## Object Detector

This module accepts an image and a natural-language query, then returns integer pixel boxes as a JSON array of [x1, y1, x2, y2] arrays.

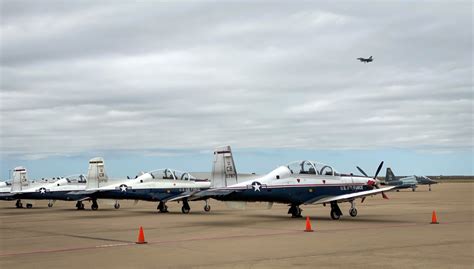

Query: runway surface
[[0, 183, 472, 268]]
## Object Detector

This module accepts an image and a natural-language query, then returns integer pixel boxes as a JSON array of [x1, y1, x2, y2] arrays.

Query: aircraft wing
[[303, 186, 397, 205], [163, 191, 199, 202], [190, 188, 241, 199]]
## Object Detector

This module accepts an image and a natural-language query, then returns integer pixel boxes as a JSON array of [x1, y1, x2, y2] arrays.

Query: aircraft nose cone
[[367, 179, 378, 186]]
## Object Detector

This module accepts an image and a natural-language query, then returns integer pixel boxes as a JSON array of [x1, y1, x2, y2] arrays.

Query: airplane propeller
[[357, 161, 389, 200], [357, 161, 384, 188]]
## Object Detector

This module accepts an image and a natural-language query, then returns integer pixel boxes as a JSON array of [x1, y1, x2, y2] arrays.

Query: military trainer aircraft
[[194, 146, 397, 219], [72, 161, 211, 213], [357, 56, 373, 63], [381, 167, 437, 191]]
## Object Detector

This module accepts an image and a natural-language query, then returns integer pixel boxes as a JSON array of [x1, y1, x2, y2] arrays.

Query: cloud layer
[[1, 1, 472, 159]]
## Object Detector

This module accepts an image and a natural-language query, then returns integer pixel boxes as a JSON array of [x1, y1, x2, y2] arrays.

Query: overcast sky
[[1, 1, 472, 178]]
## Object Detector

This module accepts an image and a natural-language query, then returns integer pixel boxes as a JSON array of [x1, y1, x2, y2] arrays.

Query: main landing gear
[[288, 204, 302, 218], [114, 201, 120, 209], [330, 201, 343, 220], [76, 201, 85, 210], [48, 200, 55, 208], [157, 201, 168, 213], [91, 199, 99, 210], [181, 199, 191, 214], [204, 200, 211, 212]]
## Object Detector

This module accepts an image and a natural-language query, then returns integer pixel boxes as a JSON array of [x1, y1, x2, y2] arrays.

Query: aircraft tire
[[26, 203, 33, 209], [91, 204, 98, 210], [349, 208, 357, 217], [114, 203, 120, 209], [204, 205, 211, 212], [48, 203, 53, 208], [412, 188, 416, 192], [330, 209, 340, 220], [181, 206, 190, 214]]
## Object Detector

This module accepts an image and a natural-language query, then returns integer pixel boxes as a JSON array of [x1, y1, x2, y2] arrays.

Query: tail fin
[[369, 56, 373, 59], [86, 157, 108, 189], [11, 166, 29, 192], [385, 167, 396, 182], [211, 146, 237, 187]]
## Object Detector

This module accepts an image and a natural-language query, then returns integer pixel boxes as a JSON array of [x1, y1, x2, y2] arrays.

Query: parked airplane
[[77, 168, 211, 213], [415, 175, 438, 191], [382, 168, 418, 192], [382, 168, 438, 191], [9, 157, 108, 209], [2, 167, 32, 207], [194, 146, 397, 219], [11, 174, 88, 208], [357, 56, 373, 63]]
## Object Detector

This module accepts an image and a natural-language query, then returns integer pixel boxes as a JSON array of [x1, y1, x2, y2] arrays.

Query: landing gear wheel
[[48, 203, 53, 208], [330, 202, 342, 220], [204, 205, 211, 212], [349, 208, 358, 217], [181, 200, 191, 214], [76, 201, 85, 210], [91, 200, 99, 211], [181, 206, 190, 214], [331, 209, 341, 220], [157, 202, 168, 213], [114, 202, 120, 209], [412, 188, 416, 192], [26, 203, 33, 209], [288, 204, 302, 218]]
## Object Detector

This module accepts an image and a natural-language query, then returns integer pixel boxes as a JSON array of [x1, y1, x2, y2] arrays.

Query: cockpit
[[286, 160, 338, 176], [147, 169, 196, 181], [62, 174, 87, 184]]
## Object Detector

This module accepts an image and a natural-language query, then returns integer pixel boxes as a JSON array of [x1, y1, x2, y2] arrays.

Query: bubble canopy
[[286, 160, 338, 176], [147, 169, 196, 181]]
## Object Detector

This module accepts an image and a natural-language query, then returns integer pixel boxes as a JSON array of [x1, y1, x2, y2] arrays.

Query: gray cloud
[[0, 0, 472, 158]]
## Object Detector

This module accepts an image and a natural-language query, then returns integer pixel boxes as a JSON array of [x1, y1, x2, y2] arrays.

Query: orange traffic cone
[[136, 226, 147, 244], [304, 216, 314, 232], [431, 210, 439, 224]]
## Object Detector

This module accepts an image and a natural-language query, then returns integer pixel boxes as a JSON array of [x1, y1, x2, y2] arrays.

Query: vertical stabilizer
[[212, 146, 237, 187], [11, 166, 28, 191], [86, 157, 108, 189], [385, 167, 397, 182]]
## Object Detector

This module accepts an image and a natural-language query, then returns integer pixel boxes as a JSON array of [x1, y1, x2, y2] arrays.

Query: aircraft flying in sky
[[357, 56, 373, 63], [193, 146, 397, 219]]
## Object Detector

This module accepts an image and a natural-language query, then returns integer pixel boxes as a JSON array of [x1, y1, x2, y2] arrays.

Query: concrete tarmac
[[0, 183, 472, 268]]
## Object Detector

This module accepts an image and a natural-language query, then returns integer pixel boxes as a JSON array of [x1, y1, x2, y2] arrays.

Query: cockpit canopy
[[286, 160, 338, 176], [62, 174, 87, 183], [148, 169, 196, 181]]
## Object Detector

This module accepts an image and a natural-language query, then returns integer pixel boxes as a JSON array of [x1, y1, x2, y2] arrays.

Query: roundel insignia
[[119, 184, 128, 192], [251, 181, 262, 192], [38, 187, 47, 194]]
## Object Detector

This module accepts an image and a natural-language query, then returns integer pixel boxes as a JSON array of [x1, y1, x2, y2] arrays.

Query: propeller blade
[[374, 161, 384, 179], [357, 166, 369, 177]]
